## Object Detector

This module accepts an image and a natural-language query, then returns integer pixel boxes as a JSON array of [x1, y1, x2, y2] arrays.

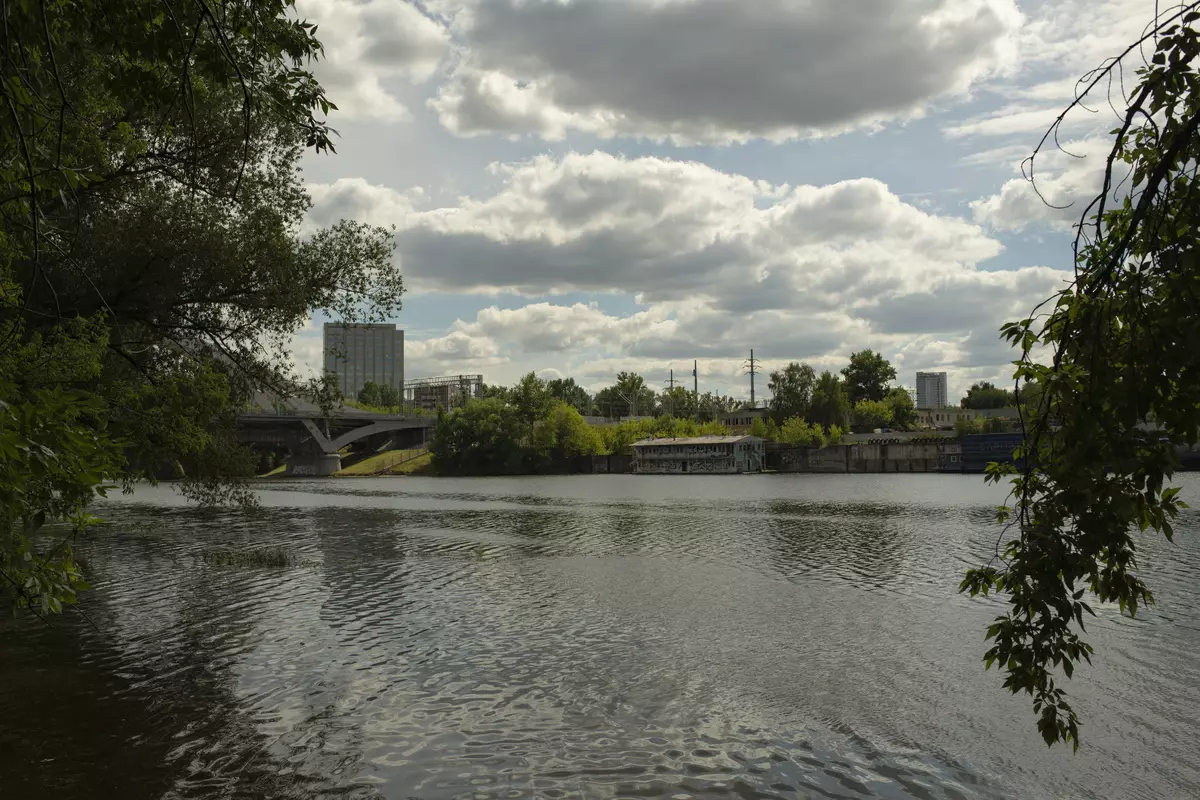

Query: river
[[2, 474, 1198, 799]]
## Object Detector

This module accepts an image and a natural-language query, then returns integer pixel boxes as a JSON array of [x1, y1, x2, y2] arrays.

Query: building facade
[[916, 406, 1019, 430], [632, 435, 764, 474], [719, 407, 769, 429], [915, 371, 949, 409], [323, 323, 404, 400]]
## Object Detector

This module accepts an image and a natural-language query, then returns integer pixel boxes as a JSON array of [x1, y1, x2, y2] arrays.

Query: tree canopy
[[841, 350, 897, 404], [594, 372, 656, 418], [1, 0, 401, 616], [961, 382, 1016, 410], [961, 7, 1200, 749], [851, 399, 893, 433], [767, 362, 816, 424], [546, 377, 590, 413], [883, 387, 916, 431], [809, 371, 850, 430]]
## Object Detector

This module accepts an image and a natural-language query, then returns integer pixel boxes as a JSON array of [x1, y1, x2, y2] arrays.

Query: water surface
[[2, 474, 1198, 799]]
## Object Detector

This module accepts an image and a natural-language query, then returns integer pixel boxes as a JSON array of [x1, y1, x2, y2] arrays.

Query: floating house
[[632, 435, 764, 474]]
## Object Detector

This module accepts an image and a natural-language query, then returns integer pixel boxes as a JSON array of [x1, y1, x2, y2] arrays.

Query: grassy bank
[[335, 449, 432, 477]]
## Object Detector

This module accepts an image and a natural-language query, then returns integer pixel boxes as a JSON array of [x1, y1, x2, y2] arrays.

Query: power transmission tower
[[743, 349, 760, 408]]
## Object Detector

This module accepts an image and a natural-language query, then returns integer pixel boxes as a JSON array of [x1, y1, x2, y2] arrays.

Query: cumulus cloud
[[429, 0, 1022, 144], [970, 137, 1118, 231], [949, 0, 1158, 169], [316, 152, 1008, 312], [296, 0, 450, 121], [306, 177, 421, 229], [306, 152, 1069, 397]]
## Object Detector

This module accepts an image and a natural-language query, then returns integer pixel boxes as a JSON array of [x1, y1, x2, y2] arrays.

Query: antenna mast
[[743, 349, 760, 408]]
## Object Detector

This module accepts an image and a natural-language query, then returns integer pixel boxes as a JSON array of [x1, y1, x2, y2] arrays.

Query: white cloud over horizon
[[287, 0, 1159, 402]]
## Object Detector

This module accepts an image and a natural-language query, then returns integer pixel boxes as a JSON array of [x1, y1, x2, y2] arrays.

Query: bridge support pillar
[[285, 452, 342, 477]]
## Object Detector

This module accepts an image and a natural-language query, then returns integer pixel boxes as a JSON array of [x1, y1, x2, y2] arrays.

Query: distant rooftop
[[632, 435, 761, 447]]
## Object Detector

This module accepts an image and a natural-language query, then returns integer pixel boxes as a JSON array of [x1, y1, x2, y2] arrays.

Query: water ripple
[[1, 474, 1198, 799]]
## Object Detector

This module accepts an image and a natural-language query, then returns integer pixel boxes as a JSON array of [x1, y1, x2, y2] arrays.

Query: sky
[[286, 0, 1161, 402]]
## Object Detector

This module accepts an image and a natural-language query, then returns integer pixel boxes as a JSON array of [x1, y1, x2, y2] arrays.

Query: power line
[[743, 349, 760, 409]]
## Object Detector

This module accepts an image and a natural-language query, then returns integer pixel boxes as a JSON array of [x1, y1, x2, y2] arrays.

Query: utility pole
[[664, 369, 675, 418], [743, 349, 760, 408]]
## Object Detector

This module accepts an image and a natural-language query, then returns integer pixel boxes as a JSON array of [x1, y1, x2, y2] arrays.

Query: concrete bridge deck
[[237, 401, 435, 475]]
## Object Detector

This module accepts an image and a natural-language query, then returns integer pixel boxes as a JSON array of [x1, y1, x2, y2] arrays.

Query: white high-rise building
[[323, 323, 404, 399], [916, 371, 949, 409]]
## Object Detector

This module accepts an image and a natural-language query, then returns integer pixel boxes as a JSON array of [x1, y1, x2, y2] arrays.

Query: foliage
[[809, 371, 851, 430], [547, 377, 590, 413], [961, 382, 1016, 409], [748, 417, 770, 440], [378, 384, 400, 408], [358, 382, 383, 407], [429, 399, 527, 475], [884, 387, 917, 431], [481, 383, 512, 404], [960, 10, 1200, 749], [696, 391, 739, 422], [0, 382, 119, 615], [512, 372, 552, 429], [841, 350, 897, 404], [955, 415, 984, 437], [594, 372, 657, 418], [827, 424, 846, 445], [659, 386, 698, 419], [0, 0, 403, 616], [767, 362, 816, 424], [534, 402, 604, 457], [598, 416, 729, 455], [778, 417, 827, 448], [851, 399, 893, 432]]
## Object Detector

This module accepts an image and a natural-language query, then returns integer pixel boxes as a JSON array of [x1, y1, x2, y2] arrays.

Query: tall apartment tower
[[915, 371, 949, 409], [323, 323, 404, 399]]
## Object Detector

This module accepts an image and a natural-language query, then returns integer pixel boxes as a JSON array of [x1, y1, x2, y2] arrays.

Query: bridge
[[237, 397, 435, 476]]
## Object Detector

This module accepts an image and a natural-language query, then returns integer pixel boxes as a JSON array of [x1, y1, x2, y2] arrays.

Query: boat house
[[631, 435, 764, 474]]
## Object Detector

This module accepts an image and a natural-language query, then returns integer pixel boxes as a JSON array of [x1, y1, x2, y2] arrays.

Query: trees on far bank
[[841, 350, 897, 404], [851, 400, 893, 433], [767, 362, 816, 424], [960, 381, 1015, 409]]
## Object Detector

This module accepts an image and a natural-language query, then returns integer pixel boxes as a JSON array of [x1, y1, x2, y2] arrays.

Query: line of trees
[[430, 372, 733, 475], [764, 349, 914, 435]]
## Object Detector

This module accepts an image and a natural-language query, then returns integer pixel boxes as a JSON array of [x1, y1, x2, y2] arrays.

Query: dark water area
[[2, 474, 1199, 799]]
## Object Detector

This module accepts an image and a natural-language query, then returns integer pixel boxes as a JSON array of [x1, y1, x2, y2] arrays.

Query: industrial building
[[323, 323, 404, 400], [719, 407, 769, 429], [406, 375, 483, 412], [632, 435, 764, 474], [916, 371, 949, 409]]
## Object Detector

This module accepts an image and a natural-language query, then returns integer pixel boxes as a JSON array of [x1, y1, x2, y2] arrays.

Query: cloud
[[295, 0, 450, 121], [306, 152, 1069, 398], [306, 178, 421, 230], [970, 136, 1117, 231], [429, 0, 1022, 144]]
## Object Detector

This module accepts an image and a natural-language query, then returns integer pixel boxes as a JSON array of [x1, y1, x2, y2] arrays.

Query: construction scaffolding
[[404, 375, 483, 413]]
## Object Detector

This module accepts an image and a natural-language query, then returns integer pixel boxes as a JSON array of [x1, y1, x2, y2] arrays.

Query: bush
[[779, 417, 828, 447], [534, 402, 604, 457], [430, 398, 528, 475], [852, 399, 893, 432]]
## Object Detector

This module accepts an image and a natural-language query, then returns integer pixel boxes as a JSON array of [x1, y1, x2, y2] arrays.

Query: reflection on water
[[2, 474, 1199, 799]]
